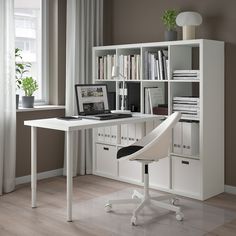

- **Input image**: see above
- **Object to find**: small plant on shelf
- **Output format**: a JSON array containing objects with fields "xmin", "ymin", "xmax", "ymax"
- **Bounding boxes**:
[
  {"xmin": 21, "ymin": 77, "xmax": 38, "ymax": 97},
  {"xmin": 15, "ymin": 48, "xmax": 31, "ymax": 89},
  {"xmin": 21, "ymin": 76, "xmax": 38, "ymax": 108},
  {"xmin": 161, "ymin": 9, "xmax": 178, "ymax": 41},
  {"xmin": 15, "ymin": 48, "xmax": 39, "ymax": 108},
  {"xmin": 15, "ymin": 48, "xmax": 32, "ymax": 108}
]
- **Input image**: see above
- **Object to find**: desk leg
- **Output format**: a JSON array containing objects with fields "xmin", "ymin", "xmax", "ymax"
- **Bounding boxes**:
[
  {"xmin": 31, "ymin": 127, "xmax": 37, "ymax": 208},
  {"xmin": 66, "ymin": 131, "xmax": 73, "ymax": 222}
]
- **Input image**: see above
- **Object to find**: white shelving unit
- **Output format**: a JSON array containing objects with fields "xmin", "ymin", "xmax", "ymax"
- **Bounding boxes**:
[{"xmin": 92, "ymin": 39, "xmax": 224, "ymax": 200}]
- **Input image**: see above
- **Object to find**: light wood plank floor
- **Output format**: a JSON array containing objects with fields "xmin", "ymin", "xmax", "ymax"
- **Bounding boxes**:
[{"xmin": 0, "ymin": 175, "xmax": 236, "ymax": 236}]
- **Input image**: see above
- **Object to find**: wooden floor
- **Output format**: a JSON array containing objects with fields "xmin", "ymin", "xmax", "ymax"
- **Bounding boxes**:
[{"xmin": 0, "ymin": 175, "xmax": 236, "ymax": 236}]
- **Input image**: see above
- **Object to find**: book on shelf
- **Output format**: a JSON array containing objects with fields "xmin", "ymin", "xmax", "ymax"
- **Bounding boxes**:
[
  {"xmin": 173, "ymin": 70, "xmax": 200, "ymax": 80},
  {"xmin": 117, "ymin": 54, "xmax": 140, "ymax": 80},
  {"xmin": 144, "ymin": 87, "xmax": 164, "ymax": 114},
  {"xmin": 158, "ymin": 50, "xmax": 164, "ymax": 80},
  {"xmin": 143, "ymin": 49, "xmax": 168, "ymax": 80},
  {"xmin": 173, "ymin": 96, "xmax": 200, "ymax": 119},
  {"xmin": 153, "ymin": 104, "xmax": 168, "ymax": 115},
  {"xmin": 96, "ymin": 54, "xmax": 116, "ymax": 80},
  {"xmin": 104, "ymin": 56, "xmax": 107, "ymax": 80},
  {"xmin": 173, "ymin": 104, "xmax": 200, "ymax": 110}
]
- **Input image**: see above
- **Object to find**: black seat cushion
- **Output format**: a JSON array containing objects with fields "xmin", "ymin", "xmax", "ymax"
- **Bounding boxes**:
[{"xmin": 117, "ymin": 145, "xmax": 143, "ymax": 159}]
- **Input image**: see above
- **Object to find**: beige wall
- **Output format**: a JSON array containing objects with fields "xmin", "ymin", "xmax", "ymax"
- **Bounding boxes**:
[
  {"xmin": 103, "ymin": 0, "xmax": 236, "ymax": 186},
  {"xmin": 49, "ymin": 0, "xmax": 66, "ymax": 105},
  {"xmin": 16, "ymin": 109, "xmax": 65, "ymax": 177}
]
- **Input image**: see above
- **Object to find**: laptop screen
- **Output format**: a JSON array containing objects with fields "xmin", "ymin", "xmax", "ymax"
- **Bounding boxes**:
[{"xmin": 75, "ymin": 84, "xmax": 110, "ymax": 115}]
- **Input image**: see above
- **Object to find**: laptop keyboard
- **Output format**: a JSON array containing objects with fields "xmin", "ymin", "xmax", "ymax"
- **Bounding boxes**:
[{"xmin": 93, "ymin": 113, "xmax": 132, "ymax": 120}]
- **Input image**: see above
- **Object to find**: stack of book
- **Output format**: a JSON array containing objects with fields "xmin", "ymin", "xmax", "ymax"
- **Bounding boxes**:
[
  {"xmin": 143, "ymin": 49, "xmax": 168, "ymax": 80},
  {"xmin": 118, "ymin": 54, "xmax": 141, "ymax": 80},
  {"xmin": 172, "ymin": 70, "xmax": 200, "ymax": 80},
  {"xmin": 173, "ymin": 97, "xmax": 200, "ymax": 119},
  {"xmin": 96, "ymin": 54, "xmax": 117, "ymax": 80}
]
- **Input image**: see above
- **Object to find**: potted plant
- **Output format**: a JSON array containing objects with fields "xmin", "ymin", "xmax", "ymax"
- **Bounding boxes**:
[
  {"xmin": 15, "ymin": 48, "xmax": 31, "ymax": 109},
  {"xmin": 21, "ymin": 76, "xmax": 38, "ymax": 108},
  {"xmin": 161, "ymin": 9, "xmax": 178, "ymax": 41}
]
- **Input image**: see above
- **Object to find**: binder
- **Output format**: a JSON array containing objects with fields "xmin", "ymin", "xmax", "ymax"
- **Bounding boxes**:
[
  {"xmin": 173, "ymin": 122, "xmax": 182, "ymax": 154},
  {"xmin": 121, "ymin": 124, "xmax": 128, "ymax": 145},
  {"xmin": 145, "ymin": 121, "xmax": 154, "ymax": 135},
  {"xmin": 127, "ymin": 124, "xmax": 136, "ymax": 145},
  {"xmin": 135, "ymin": 123, "xmax": 144, "ymax": 141},
  {"xmin": 110, "ymin": 126, "xmax": 117, "ymax": 145},
  {"xmin": 104, "ymin": 126, "xmax": 111, "ymax": 143},
  {"xmin": 97, "ymin": 127, "xmax": 105, "ymax": 142},
  {"xmin": 182, "ymin": 122, "xmax": 199, "ymax": 156}
]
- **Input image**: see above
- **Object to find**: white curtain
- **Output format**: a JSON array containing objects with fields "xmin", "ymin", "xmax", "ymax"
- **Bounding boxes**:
[
  {"xmin": 0, "ymin": 0, "xmax": 16, "ymax": 195},
  {"xmin": 65, "ymin": 0, "xmax": 103, "ymax": 176}
]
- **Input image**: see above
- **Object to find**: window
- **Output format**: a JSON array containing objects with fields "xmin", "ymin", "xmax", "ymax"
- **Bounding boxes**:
[{"xmin": 14, "ymin": 0, "xmax": 48, "ymax": 104}]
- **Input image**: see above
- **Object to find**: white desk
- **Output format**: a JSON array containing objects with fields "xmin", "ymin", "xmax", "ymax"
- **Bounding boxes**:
[{"xmin": 24, "ymin": 113, "xmax": 160, "ymax": 222}]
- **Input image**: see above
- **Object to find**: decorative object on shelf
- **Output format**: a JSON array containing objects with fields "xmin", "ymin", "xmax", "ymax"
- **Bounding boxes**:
[
  {"xmin": 21, "ymin": 77, "xmax": 39, "ymax": 108},
  {"xmin": 15, "ymin": 48, "xmax": 31, "ymax": 109},
  {"xmin": 176, "ymin": 12, "xmax": 202, "ymax": 40},
  {"xmin": 161, "ymin": 9, "xmax": 178, "ymax": 41},
  {"xmin": 111, "ymin": 66, "xmax": 131, "ymax": 114}
]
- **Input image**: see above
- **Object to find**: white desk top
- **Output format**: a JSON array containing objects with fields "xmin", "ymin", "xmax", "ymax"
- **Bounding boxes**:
[{"xmin": 24, "ymin": 113, "xmax": 162, "ymax": 132}]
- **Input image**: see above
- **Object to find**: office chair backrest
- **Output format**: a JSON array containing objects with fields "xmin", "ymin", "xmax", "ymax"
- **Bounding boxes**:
[{"xmin": 123, "ymin": 112, "xmax": 181, "ymax": 162}]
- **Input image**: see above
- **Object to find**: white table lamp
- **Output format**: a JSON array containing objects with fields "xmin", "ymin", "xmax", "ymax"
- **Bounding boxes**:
[
  {"xmin": 111, "ymin": 66, "xmax": 131, "ymax": 114},
  {"xmin": 176, "ymin": 11, "xmax": 202, "ymax": 40}
]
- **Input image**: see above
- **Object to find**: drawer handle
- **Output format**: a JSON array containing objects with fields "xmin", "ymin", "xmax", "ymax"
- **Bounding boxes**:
[
  {"xmin": 182, "ymin": 160, "xmax": 189, "ymax": 165},
  {"xmin": 103, "ymin": 147, "xmax": 109, "ymax": 151}
]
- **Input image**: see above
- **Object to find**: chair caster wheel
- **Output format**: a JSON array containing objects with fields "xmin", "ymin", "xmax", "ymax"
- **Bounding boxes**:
[
  {"xmin": 131, "ymin": 216, "xmax": 137, "ymax": 226},
  {"xmin": 105, "ymin": 203, "xmax": 112, "ymax": 212},
  {"xmin": 176, "ymin": 212, "xmax": 184, "ymax": 221},
  {"xmin": 170, "ymin": 198, "xmax": 180, "ymax": 206}
]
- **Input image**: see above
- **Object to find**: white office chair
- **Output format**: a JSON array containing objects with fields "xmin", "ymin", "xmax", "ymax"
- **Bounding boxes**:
[{"xmin": 105, "ymin": 112, "xmax": 183, "ymax": 225}]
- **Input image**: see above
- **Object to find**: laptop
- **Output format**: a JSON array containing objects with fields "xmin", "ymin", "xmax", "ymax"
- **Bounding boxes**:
[{"xmin": 75, "ymin": 84, "xmax": 132, "ymax": 120}]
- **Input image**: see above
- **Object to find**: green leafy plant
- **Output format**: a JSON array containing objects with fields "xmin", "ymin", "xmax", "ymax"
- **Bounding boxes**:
[
  {"xmin": 161, "ymin": 9, "xmax": 178, "ymax": 31},
  {"xmin": 15, "ymin": 48, "xmax": 32, "ymax": 89},
  {"xmin": 21, "ymin": 76, "xmax": 39, "ymax": 96}
]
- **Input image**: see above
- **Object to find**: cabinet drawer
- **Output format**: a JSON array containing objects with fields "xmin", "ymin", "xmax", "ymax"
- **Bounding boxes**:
[
  {"xmin": 118, "ymin": 147, "xmax": 142, "ymax": 182},
  {"xmin": 96, "ymin": 144, "xmax": 117, "ymax": 176},
  {"xmin": 149, "ymin": 157, "xmax": 170, "ymax": 189},
  {"xmin": 118, "ymin": 160, "xmax": 142, "ymax": 182},
  {"xmin": 172, "ymin": 156, "xmax": 201, "ymax": 196}
]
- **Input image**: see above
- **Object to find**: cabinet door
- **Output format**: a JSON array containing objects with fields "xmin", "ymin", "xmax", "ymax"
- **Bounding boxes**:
[
  {"xmin": 96, "ymin": 144, "xmax": 117, "ymax": 177},
  {"xmin": 172, "ymin": 156, "xmax": 201, "ymax": 196},
  {"xmin": 118, "ymin": 159, "xmax": 142, "ymax": 183},
  {"xmin": 118, "ymin": 147, "xmax": 142, "ymax": 183},
  {"xmin": 149, "ymin": 157, "xmax": 170, "ymax": 189}
]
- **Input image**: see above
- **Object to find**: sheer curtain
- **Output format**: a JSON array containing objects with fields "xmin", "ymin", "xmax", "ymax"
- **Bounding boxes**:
[
  {"xmin": 0, "ymin": 0, "xmax": 16, "ymax": 195},
  {"xmin": 64, "ymin": 0, "xmax": 103, "ymax": 176}
]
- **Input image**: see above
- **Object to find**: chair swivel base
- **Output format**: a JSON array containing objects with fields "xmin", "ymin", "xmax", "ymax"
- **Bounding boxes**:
[{"xmin": 105, "ymin": 190, "xmax": 184, "ymax": 226}]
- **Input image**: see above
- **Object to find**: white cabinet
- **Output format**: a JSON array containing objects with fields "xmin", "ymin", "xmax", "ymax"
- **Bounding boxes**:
[
  {"xmin": 172, "ymin": 156, "xmax": 201, "ymax": 197},
  {"xmin": 149, "ymin": 157, "xmax": 170, "ymax": 190},
  {"xmin": 96, "ymin": 144, "xmax": 117, "ymax": 177},
  {"xmin": 118, "ymin": 158, "xmax": 142, "ymax": 183},
  {"xmin": 92, "ymin": 39, "xmax": 224, "ymax": 200}
]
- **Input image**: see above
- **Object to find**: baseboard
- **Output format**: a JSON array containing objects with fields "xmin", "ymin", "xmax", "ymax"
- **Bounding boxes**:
[
  {"xmin": 15, "ymin": 172, "xmax": 236, "ymax": 195},
  {"xmin": 15, "ymin": 168, "xmax": 63, "ymax": 185},
  {"xmin": 224, "ymin": 185, "xmax": 236, "ymax": 195}
]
